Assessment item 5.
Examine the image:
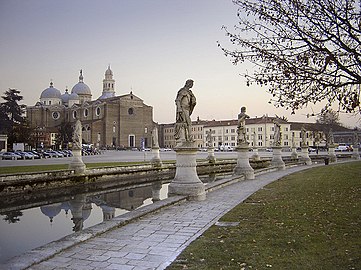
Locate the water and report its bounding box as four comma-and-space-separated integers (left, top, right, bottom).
0, 182, 169, 263
0, 172, 230, 264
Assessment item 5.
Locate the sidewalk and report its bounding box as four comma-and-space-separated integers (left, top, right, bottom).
7, 164, 318, 270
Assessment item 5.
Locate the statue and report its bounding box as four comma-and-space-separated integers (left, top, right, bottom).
301, 126, 307, 147
206, 129, 212, 147
328, 128, 334, 146
237, 106, 249, 146
174, 79, 196, 144
152, 126, 159, 148
73, 119, 82, 149
273, 119, 282, 146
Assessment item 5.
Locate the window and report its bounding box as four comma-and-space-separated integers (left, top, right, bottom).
52, 111, 60, 120
258, 134, 263, 140
128, 108, 134, 115
95, 107, 101, 116
73, 110, 77, 119
231, 129, 235, 133
258, 127, 263, 132
84, 108, 89, 117
285, 127, 289, 131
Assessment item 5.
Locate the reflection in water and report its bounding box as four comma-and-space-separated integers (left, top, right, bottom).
0, 173, 229, 263
0, 182, 167, 264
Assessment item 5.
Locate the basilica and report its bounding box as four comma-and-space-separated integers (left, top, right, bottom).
26, 67, 154, 149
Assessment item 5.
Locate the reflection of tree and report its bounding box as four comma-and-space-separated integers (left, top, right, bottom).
2, 210, 23, 223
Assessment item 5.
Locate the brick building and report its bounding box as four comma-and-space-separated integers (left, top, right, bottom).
27, 67, 154, 149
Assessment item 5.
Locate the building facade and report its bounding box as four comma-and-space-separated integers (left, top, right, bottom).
159, 115, 357, 150
27, 67, 154, 149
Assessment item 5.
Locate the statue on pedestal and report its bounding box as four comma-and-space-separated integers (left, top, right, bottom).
152, 126, 159, 148
273, 119, 281, 147
73, 119, 82, 150
174, 79, 196, 145
237, 107, 249, 146
328, 128, 335, 146
301, 126, 307, 147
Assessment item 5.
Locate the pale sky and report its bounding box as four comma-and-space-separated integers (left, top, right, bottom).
0, 0, 359, 128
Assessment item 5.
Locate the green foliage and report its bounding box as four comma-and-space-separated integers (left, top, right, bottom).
168, 162, 361, 270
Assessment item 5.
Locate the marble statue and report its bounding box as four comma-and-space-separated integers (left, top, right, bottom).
206, 129, 212, 147
174, 79, 196, 144
301, 126, 307, 147
273, 119, 281, 146
328, 128, 335, 145
152, 126, 159, 148
237, 106, 250, 146
73, 119, 82, 149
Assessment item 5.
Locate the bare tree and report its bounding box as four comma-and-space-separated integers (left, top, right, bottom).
219, 0, 361, 115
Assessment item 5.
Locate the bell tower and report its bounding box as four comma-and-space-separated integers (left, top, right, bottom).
99, 65, 116, 99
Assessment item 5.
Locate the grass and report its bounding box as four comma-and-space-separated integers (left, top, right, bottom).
167, 161, 361, 270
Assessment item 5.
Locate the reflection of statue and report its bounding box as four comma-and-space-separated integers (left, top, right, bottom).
174, 79, 196, 143
237, 106, 249, 145
73, 119, 82, 149
301, 126, 307, 147
273, 119, 281, 146
152, 126, 159, 148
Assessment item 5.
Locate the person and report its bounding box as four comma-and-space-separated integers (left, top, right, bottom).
174, 79, 196, 143
237, 106, 249, 145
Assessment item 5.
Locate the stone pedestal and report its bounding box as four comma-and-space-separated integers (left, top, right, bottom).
271, 146, 285, 170
351, 147, 360, 160
69, 148, 86, 174
206, 146, 216, 164
301, 146, 312, 165
168, 144, 206, 201
291, 147, 298, 159
151, 147, 162, 167
233, 146, 255, 179
152, 182, 162, 202
251, 148, 260, 161
328, 145, 337, 163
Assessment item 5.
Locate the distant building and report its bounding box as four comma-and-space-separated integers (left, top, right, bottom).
0, 134, 7, 152
159, 115, 357, 149
27, 67, 154, 149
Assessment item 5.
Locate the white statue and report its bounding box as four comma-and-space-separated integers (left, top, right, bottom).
174, 79, 196, 143
273, 119, 281, 147
237, 106, 249, 146
73, 119, 82, 149
152, 126, 159, 148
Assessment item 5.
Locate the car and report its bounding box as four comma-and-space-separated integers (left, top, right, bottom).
15, 151, 34, 159
335, 144, 351, 152
27, 151, 41, 159
2, 152, 22, 160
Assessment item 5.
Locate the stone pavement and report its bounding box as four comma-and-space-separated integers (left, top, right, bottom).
9, 164, 319, 270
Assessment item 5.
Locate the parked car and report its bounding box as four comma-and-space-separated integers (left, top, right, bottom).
2, 152, 22, 160
15, 151, 34, 159
335, 144, 352, 152
27, 151, 41, 159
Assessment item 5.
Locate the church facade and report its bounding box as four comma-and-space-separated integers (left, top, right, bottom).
27, 67, 154, 149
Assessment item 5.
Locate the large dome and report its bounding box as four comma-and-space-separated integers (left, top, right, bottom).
71, 82, 91, 95
40, 82, 61, 99
71, 69, 92, 95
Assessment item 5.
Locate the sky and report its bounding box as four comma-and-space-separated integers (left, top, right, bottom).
0, 0, 359, 128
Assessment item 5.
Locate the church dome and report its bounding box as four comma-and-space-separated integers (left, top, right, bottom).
71, 70, 92, 95
40, 82, 61, 99
69, 92, 80, 100
61, 89, 71, 103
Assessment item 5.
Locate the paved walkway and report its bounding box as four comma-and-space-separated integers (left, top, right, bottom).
12, 165, 318, 270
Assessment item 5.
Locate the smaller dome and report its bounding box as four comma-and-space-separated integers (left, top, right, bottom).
40, 82, 61, 99
69, 92, 80, 100
98, 92, 115, 100
105, 66, 113, 76
61, 89, 70, 103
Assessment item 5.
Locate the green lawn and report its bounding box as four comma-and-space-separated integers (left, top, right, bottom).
167, 161, 361, 270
